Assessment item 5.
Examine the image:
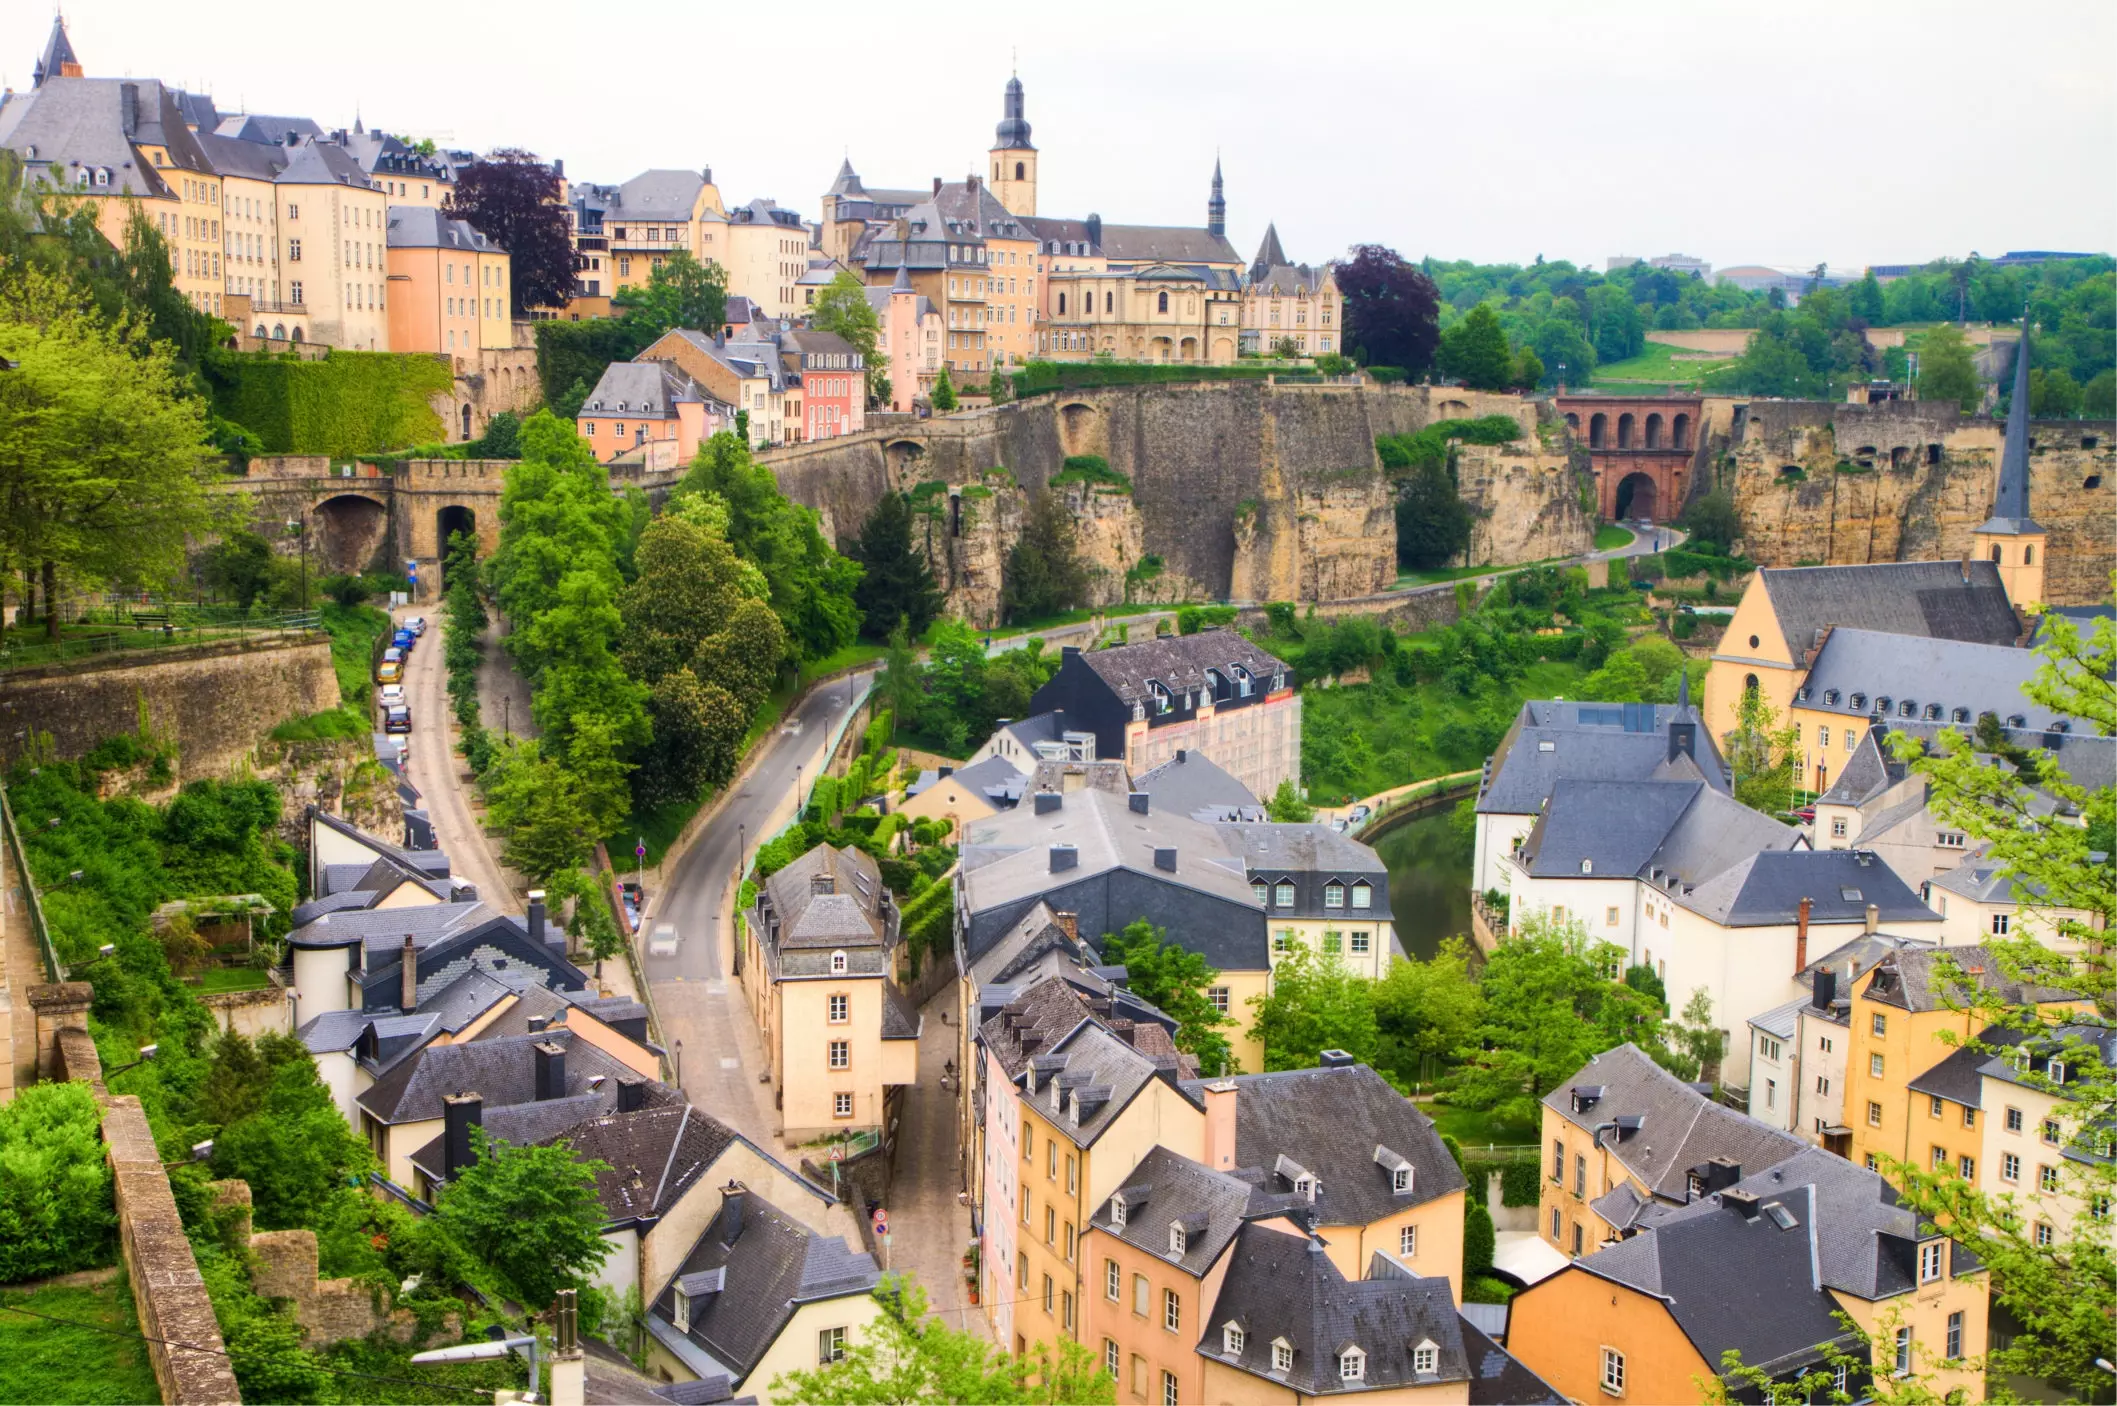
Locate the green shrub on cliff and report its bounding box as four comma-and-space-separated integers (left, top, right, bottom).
0, 1081, 117, 1280
1049, 455, 1130, 493
204, 349, 452, 455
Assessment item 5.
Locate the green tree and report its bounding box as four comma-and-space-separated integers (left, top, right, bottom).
1001, 490, 1088, 624
848, 492, 943, 643
1437, 304, 1514, 391
200, 530, 278, 609
2083, 368, 2115, 417
208, 1034, 375, 1231
1867, 607, 2115, 1397
433, 1130, 613, 1310
2027, 367, 2083, 417
1679, 488, 1741, 551
1724, 685, 1800, 813
1394, 458, 1473, 571
809, 270, 887, 406
1265, 778, 1314, 822
1248, 948, 1379, 1072
613, 249, 728, 338
772, 1277, 1115, 1404
0, 1080, 115, 1281
1916, 322, 1981, 411
1372, 937, 1484, 1085
638, 668, 748, 808
1511, 345, 1545, 392
930, 363, 958, 411
482, 739, 598, 880
1100, 919, 1237, 1076
0, 271, 217, 641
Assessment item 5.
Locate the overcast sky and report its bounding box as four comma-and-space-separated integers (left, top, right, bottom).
7, 0, 2112, 276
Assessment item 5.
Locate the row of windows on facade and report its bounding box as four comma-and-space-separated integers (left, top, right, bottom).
1252, 877, 1372, 909
1798, 685, 2045, 730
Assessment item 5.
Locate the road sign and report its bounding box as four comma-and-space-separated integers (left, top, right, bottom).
635, 838, 647, 859
872, 1209, 888, 1237
829, 1144, 844, 1162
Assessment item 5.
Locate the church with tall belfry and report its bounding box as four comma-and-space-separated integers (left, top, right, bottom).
825, 73, 1331, 374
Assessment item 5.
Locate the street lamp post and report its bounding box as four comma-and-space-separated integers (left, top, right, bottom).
673, 1038, 683, 1091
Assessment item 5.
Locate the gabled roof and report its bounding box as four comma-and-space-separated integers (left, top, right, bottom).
387, 205, 501, 253
1022, 1019, 1178, 1149
1096, 223, 1242, 266
1457, 1314, 1565, 1404
1754, 561, 2022, 660
214, 112, 321, 145
1860, 942, 2077, 1013
1674, 847, 1936, 929
276, 138, 378, 190
1132, 749, 1259, 817
1180, 1063, 1465, 1229
1203, 1227, 1469, 1394
649, 1191, 878, 1382
611, 169, 709, 222
760, 844, 888, 953
582, 360, 708, 419
1068, 630, 1290, 710
357, 1029, 665, 1125
1479, 700, 1728, 816
1908, 1025, 2023, 1109
1542, 1044, 1805, 1204
0, 76, 211, 199
1089, 1145, 1291, 1276
1800, 628, 2056, 729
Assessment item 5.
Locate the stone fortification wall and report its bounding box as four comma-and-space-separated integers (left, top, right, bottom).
0, 637, 338, 783
1710, 399, 2115, 606
761, 381, 1590, 623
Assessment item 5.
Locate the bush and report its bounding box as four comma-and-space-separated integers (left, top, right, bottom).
1499, 1154, 1544, 1208
1463, 1200, 1496, 1280
0, 1081, 117, 1280
1367, 366, 1407, 384
1176, 604, 1238, 635
203, 349, 453, 455
1009, 360, 1282, 397
1049, 454, 1131, 493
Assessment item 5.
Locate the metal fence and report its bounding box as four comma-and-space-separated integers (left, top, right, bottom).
0, 783, 65, 981
0, 607, 323, 673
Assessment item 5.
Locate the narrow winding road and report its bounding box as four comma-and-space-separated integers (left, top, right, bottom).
393, 605, 515, 910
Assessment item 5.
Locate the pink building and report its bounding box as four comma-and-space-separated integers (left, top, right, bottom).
575, 358, 728, 464
865, 263, 942, 411
781, 328, 867, 442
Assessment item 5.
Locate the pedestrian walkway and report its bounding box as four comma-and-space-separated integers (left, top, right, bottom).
884, 981, 986, 1338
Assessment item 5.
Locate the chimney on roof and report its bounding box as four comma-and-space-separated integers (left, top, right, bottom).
1318, 1049, 1355, 1069
443, 1092, 482, 1180
1053, 910, 1078, 942
1153, 847, 1178, 873
400, 934, 418, 1011
119, 82, 138, 137
1721, 1187, 1761, 1219
1701, 1157, 1743, 1196
616, 1075, 647, 1113
528, 889, 547, 948
1085, 213, 1102, 248
528, 1014, 550, 1034
1795, 896, 1812, 976
812, 872, 836, 896
1812, 967, 1837, 1011
1129, 792, 1151, 815
1865, 903, 1879, 935
1049, 844, 1078, 873
1666, 712, 1696, 765
1202, 1080, 1237, 1171
720, 1183, 748, 1246
1035, 792, 1063, 815
967, 173, 980, 192
932, 177, 943, 197
938, 765, 954, 780
533, 1040, 567, 1101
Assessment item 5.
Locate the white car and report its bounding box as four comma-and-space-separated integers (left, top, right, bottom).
1348, 804, 1372, 823
404, 616, 428, 636
378, 684, 406, 706
647, 923, 680, 958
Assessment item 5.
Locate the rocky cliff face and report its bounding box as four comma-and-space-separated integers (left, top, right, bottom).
1719, 400, 2115, 606
764, 382, 1591, 624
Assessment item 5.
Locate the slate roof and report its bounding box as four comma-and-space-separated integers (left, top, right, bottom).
1800, 628, 2057, 729
1250, 223, 1289, 281
1096, 223, 1243, 266
583, 360, 708, 419
1202, 1227, 1469, 1394
1251, 263, 1328, 296
276, 138, 378, 189
1752, 561, 2022, 661
1542, 1044, 1806, 1204
757, 845, 892, 981
0, 76, 210, 199
611, 169, 708, 222
1861, 943, 2077, 1013
286, 898, 490, 953
649, 1191, 878, 1382
215, 112, 322, 145
1071, 631, 1290, 711
1976, 1024, 2117, 1152
34, 17, 80, 85
956, 784, 1261, 971
387, 206, 501, 253
1457, 1315, 1565, 1404
1133, 749, 1260, 817
556, 1103, 740, 1222
296, 1008, 373, 1055
1023, 1020, 1174, 1149
406, 1094, 607, 1184
1214, 822, 1394, 921
1090, 1146, 1291, 1275
1676, 847, 1937, 929
1179, 1063, 1466, 1229
1479, 700, 1728, 816
1907, 1026, 2023, 1109
905, 755, 1027, 808
197, 130, 289, 182
357, 1029, 668, 1124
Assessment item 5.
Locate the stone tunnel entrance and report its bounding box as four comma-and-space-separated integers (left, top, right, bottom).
312, 494, 390, 574
436, 505, 477, 574
1613, 472, 1659, 522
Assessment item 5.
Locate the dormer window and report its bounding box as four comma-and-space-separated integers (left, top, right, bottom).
1393, 1165, 1412, 1193
1110, 1195, 1128, 1229
1252, 880, 1268, 905
1351, 880, 1372, 910
1294, 1175, 1314, 1200
1580, 859, 1594, 875
2049, 1060, 2067, 1084
831, 951, 848, 974
1339, 1347, 1365, 1382
1223, 1323, 1245, 1356
673, 1285, 692, 1334
1412, 1341, 1438, 1375
1275, 882, 1295, 908
1324, 881, 1345, 908
1168, 1222, 1186, 1256
1824, 689, 1841, 705
1272, 1339, 1294, 1374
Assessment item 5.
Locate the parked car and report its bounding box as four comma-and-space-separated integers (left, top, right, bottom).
392, 629, 416, 652
647, 923, 680, 958
1348, 804, 1372, 823
376, 659, 403, 684
1793, 805, 1817, 823
383, 646, 404, 664
384, 705, 412, 734
404, 616, 428, 636
379, 684, 406, 706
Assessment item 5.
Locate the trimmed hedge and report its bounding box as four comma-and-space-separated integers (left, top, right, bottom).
1050, 455, 1131, 493
1010, 360, 1283, 397
206, 349, 452, 455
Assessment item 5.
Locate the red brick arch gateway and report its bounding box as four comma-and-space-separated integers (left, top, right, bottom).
1556, 393, 1702, 523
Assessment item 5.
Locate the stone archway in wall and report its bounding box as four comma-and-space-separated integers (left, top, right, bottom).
311, 493, 391, 574
1613, 472, 1659, 522
884, 439, 928, 488
435, 505, 477, 575
1057, 401, 1106, 461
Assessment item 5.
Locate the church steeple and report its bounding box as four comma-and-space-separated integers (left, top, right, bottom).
1251, 222, 1288, 282
1970, 329, 2047, 609
989, 72, 1037, 217
1207, 156, 1225, 240
32, 14, 83, 87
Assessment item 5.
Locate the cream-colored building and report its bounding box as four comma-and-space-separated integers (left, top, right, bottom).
1975, 1026, 2114, 1245
385, 206, 512, 357
721, 198, 813, 321
571, 168, 727, 296
740, 845, 919, 1140
1241, 225, 1341, 357
1044, 260, 1244, 365
273, 140, 390, 349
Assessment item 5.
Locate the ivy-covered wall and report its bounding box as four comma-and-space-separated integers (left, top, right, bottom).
207, 350, 452, 456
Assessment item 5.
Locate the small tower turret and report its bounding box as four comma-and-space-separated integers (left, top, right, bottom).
989, 72, 1038, 217
1207, 157, 1226, 240
1969, 330, 2047, 609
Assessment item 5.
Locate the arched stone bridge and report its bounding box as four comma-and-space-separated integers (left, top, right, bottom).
1554, 393, 1703, 522
213, 456, 687, 598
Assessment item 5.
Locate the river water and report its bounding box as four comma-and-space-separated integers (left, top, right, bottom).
1372, 809, 1474, 963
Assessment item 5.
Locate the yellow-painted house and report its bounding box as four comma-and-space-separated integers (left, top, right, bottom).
1511, 1145, 1989, 1403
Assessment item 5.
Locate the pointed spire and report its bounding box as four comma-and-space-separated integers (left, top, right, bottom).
1206, 155, 1226, 240
1678, 666, 1691, 713
1251, 223, 1288, 283
1979, 326, 2041, 534
995, 71, 1033, 151
891, 259, 912, 293
34, 13, 81, 87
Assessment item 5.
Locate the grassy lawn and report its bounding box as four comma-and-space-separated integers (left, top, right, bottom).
1588, 341, 1734, 390
0, 1275, 162, 1405
1593, 523, 1635, 551
1424, 1102, 1540, 1148
191, 966, 272, 994
268, 705, 369, 743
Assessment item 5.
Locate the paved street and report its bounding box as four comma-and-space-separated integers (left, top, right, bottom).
885, 982, 986, 1337
393, 605, 515, 912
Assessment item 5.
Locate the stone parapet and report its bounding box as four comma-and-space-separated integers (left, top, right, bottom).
27, 982, 93, 1083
